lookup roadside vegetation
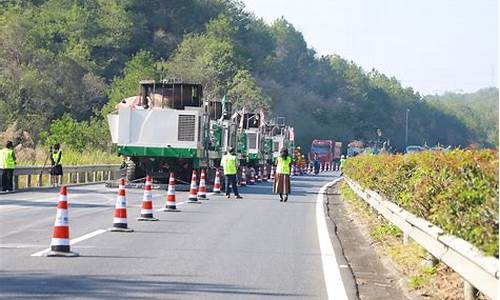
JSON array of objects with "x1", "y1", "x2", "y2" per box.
[
  {"x1": 0, "y1": 122, "x2": 120, "y2": 166},
  {"x1": 343, "y1": 149, "x2": 499, "y2": 256},
  {"x1": 340, "y1": 183, "x2": 474, "y2": 299}
]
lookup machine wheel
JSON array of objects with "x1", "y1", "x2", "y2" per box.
[{"x1": 126, "y1": 159, "x2": 136, "y2": 182}]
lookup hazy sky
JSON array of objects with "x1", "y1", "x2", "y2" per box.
[{"x1": 241, "y1": 0, "x2": 498, "y2": 95}]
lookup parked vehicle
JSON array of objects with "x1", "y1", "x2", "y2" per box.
[{"x1": 405, "y1": 145, "x2": 425, "y2": 153}]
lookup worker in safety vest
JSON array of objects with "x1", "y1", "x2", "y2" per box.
[
  {"x1": 273, "y1": 147, "x2": 292, "y2": 202},
  {"x1": 50, "y1": 143, "x2": 63, "y2": 187},
  {"x1": 221, "y1": 147, "x2": 242, "y2": 199},
  {"x1": 340, "y1": 155, "x2": 347, "y2": 174},
  {"x1": 0, "y1": 141, "x2": 16, "y2": 192}
]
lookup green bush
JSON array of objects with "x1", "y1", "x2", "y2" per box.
[{"x1": 343, "y1": 149, "x2": 499, "y2": 256}]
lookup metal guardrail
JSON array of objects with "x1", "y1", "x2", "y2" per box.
[
  {"x1": 10, "y1": 164, "x2": 121, "y2": 190},
  {"x1": 344, "y1": 178, "x2": 499, "y2": 300}
]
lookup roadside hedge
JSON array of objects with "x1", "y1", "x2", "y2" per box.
[{"x1": 343, "y1": 149, "x2": 499, "y2": 256}]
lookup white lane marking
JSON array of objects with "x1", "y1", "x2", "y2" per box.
[
  {"x1": 30, "y1": 229, "x2": 106, "y2": 257},
  {"x1": 316, "y1": 178, "x2": 349, "y2": 300}
]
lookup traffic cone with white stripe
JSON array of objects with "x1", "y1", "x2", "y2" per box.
[
  {"x1": 137, "y1": 176, "x2": 158, "y2": 221},
  {"x1": 198, "y1": 169, "x2": 208, "y2": 199},
  {"x1": 109, "y1": 178, "x2": 133, "y2": 232},
  {"x1": 44, "y1": 186, "x2": 79, "y2": 257},
  {"x1": 270, "y1": 165, "x2": 275, "y2": 181},
  {"x1": 164, "y1": 173, "x2": 180, "y2": 212},
  {"x1": 188, "y1": 170, "x2": 200, "y2": 203},
  {"x1": 213, "y1": 168, "x2": 222, "y2": 194},
  {"x1": 249, "y1": 168, "x2": 256, "y2": 185},
  {"x1": 240, "y1": 167, "x2": 247, "y2": 186},
  {"x1": 257, "y1": 167, "x2": 262, "y2": 183},
  {"x1": 262, "y1": 165, "x2": 268, "y2": 182}
]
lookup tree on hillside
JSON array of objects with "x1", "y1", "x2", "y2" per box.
[
  {"x1": 102, "y1": 50, "x2": 159, "y2": 116},
  {"x1": 228, "y1": 69, "x2": 271, "y2": 112},
  {"x1": 161, "y1": 33, "x2": 237, "y2": 100}
]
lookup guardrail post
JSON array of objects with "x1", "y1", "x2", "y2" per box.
[
  {"x1": 422, "y1": 253, "x2": 439, "y2": 268},
  {"x1": 67, "y1": 173, "x2": 70, "y2": 184},
  {"x1": 403, "y1": 232, "x2": 410, "y2": 244},
  {"x1": 76, "y1": 172, "x2": 80, "y2": 184},
  {"x1": 37, "y1": 173, "x2": 42, "y2": 187},
  {"x1": 464, "y1": 281, "x2": 478, "y2": 300},
  {"x1": 84, "y1": 172, "x2": 88, "y2": 183},
  {"x1": 27, "y1": 174, "x2": 31, "y2": 188},
  {"x1": 100, "y1": 170, "x2": 104, "y2": 181},
  {"x1": 93, "y1": 171, "x2": 97, "y2": 182}
]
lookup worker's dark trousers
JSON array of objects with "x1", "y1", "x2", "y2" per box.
[
  {"x1": 1, "y1": 169, "x2": 14, "y2": 191},
  {"x1": 224, "y1": 175, "x2": 240, "y2": 196}
]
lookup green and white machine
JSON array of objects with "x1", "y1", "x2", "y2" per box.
[
  {"x1": 108, "y1": 79, "x2": 297, "y2": 183},
  {"x1": 108, "y1": 79, "x2": 226, "y2": 182},
  {"x1": 233, "y1": 112, "x2": 265, "y2": 168}
]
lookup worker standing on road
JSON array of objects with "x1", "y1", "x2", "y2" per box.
[
  {"x1": 313, "y1": 153, "x2": 320, "y2": 175},
  {"x1": 273, "y1": 147, "x2": 292, "y2": 202},
  {"x1": 221, "y1": 147, "x2": 242, "y2": 199},
  {"x1": 0, "y1": 141, "x2": 16, "y2": 192},
  {"x1": 50, "y1": 143, "x2": 63, "y2": 187}
]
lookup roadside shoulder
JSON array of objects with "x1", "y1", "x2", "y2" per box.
[{"x1": 325, "y1": 180, "x2": 412, "y2": 300}]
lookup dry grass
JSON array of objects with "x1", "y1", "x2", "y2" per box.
[{"x1": 339, "y1": 182, "x2": 476, "y2": 300}]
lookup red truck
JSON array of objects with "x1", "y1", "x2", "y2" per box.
[
  {"x1": 309, "y1": 140, "x2": 342, "y2": 171},
  {"x1": 309, "y1": 140, "x2": 333, "y2": 163}
]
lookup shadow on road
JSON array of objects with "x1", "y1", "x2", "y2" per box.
[
  {"x1": 0, "y1": 272, "x2": 308, "y2": 298},
  {"x1": 0, "y1": 199, "x2": 110, "y2": 209}
]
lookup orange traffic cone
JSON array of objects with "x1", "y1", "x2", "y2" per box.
[
  {"x1": 137, "y1": 176, "x2": 158, "y2": 221},
  {"x1": 198, "y1": 169, "x2": 208, "y2": 199},
  {"x1": 213, "y1": 168, "x2": 222, "y2": 194},
  {"x1": 164, "y1": 172, "x2": 180, "y2": 212},
  {"x1": 44, "y1": 186, "x2": 79, "y2": 257},
  {"x1": 109, "y1": 178, "x2": 133, "y2": 232},
  {"x1": 188, "y1": 170, "x2": 200, "y2": 203},
  {"x1": 240, "y1": 167, "x2": 247, "y2": 186}
]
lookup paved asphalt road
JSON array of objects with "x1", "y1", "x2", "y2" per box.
[{"x1": 0, "y1": 172, "x2": 355, "y2": 299}]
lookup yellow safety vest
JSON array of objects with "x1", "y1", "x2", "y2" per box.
[
  {"x1": 276, "y1": 156, "x2": 291, "y2": 174},
  {"x1": 221, "y1": 154, "x2": 237, "y2": 175},
  {"x1": 0, "y1": 148, "x2": 15, "y2": 169},
  {"x1": 52, "y1": 150, "x2": 62, "y2": 165}
]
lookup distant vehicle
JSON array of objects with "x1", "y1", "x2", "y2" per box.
[
  {"x1": 405, "y1": 145, "x2": 425, "y2": 153},
  {"x1": 347, "y1": 140, "x2": 364, "y2": 157},
  {"x1": 309, "y1": 140, "x2": 333, "y2": 165}
]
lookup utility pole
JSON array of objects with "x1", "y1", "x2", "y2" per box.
[{"x1": 405, "y1": 108, "x2": 410, "y2": 148}]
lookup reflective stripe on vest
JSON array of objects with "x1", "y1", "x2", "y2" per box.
[
  {"x1": 52, "y1": 150, "x2": 62, "y2": 164},
  {"x1": 0, "y1": 149, "x2": 5, "y2": 169},
  {"x1": 221, "y1": 154, "x2": 237, "y2": 175},
  {"x1": 276, "y1": 156, "x2": 291, "y2": 174},
  {"x1": 2, "y1": 148, "x2": 15, "y2": 169}
]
